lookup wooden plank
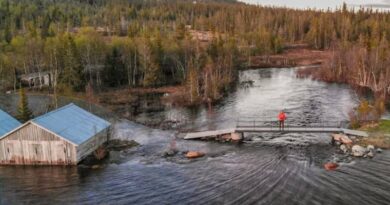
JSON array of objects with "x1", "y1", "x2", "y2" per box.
[
  {"x1": 184, "y1": 128, "x2": 236, "y2": 140},
  {"x1": 341, "y1": 129, "x2": 369, "y2": 137},
  {"x1": 236, "y1": 127, "x2": 342, "y2": 133},
  {"x1": 183, "y1": 127, "x2": 368, "y2": 140}
]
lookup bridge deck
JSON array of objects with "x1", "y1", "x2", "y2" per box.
[
  {"x1": 183, "y1": 127, "x2": 368, "y2": 140},
  {"x1": 184, "y1": 128, "x2": 236, "y2": 140},
  {"x1": 236, "y1": 127, "x2": 342, "y2": 133}
]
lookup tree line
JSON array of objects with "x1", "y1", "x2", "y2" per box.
[{"x1": 0, "y1": 0, "x2": 389, "y2": 103}]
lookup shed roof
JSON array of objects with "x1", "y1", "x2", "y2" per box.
[
  {"x1": 20, "y1": 71, "x2": 51, "y2": 80},
  {"x1": 0, "y1": 110, "x2": 21, "y2": 138},
  {"x1": 32, "y1": 103, "x2": 111, "y2": 145}
]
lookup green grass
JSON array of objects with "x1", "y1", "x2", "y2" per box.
[
  {"x1": 358, "y1": 120, "x2": 390, "y2": 149},
  {"x1": 375, "y1": 120, "x2": 390, "y2": 133}
]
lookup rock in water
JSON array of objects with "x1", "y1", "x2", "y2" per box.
[
  {"x1": 109, "y1": 151, "x2": 121, "y2": 163},
  {"x1": 367, "y1": 145, "x2": 375, "y2": 151},
  {"x1": 351, "y1": 145, "x2": 367, "y2": 157},
  {"x1": 332, "y1": 134, "x2": 343, "y2": 142},
  {"x1": 324, "y1": 162, "x2": 339, "y2": 171},
  {"x1": 231, "y1": 133, "x2": 242, "y2": 142},
  {"x1": 332, "y1": 134, "x2": 352, "y2": 145},
  {"x1": 340, "y1": 144, "x2": 348, "y2": 153},
  {"x1": 185, "y1": 151, "x2": 205, "y2": 159},
  {"x1": 106, "y1": 139, "x2": 139, "y2": 151},
  {"x1": 221, "y1": 134, "x2": 232, "y2": 142},
  {"x1": 377, "y1": 148, "x2": 383, "y2": 153},
  {"x1": 340, "y1": 135, "x2": 353, "y2": 145},
  {"x1": 367, "y1": 151, "x2": 375, "y2": 158},
  {"x1": 91, "y1": 165, "x2": 101, "y2": 169},
  {"x1": 162, "y1": 149, "x2": 178, "y2": 157}
]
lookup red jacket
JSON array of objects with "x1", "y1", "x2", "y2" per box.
[{"x1": 278, "y1": 112, "x2": 286, "y2": 121}]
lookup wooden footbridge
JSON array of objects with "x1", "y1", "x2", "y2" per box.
[{"x1": 183, "y1": 119, "x2": 369, "y2": 140}]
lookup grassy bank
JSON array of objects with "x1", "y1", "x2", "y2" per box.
[{"x1": 358, "y1": 120, "x2": 390, "y2": 149}]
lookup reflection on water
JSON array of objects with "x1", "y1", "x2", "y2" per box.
[
  {"x1": 1, "y1": 68, "x2": 390, "y2": 205},
  {"x1": 133, "y1": 68, "x2": 359, "y2": 131}
]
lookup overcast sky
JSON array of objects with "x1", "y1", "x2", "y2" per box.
[{"x1": 239, "y1": 0, "x2": 390, "y2": 10}]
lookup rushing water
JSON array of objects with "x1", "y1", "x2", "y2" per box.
[{"x1": 1, "y1": 68, "x2": 390, "y2": 205}]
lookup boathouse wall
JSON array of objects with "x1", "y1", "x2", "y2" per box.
[{"x1": 0, "y1": 122, "x2": 77, "y2": 165}]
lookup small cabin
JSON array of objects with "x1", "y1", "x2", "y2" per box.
[
  {"x1": 20, "y1": 71, "x2": 53, "y2": 88},
  {"x1": 0, "y1": 104, "x2": 111, "y2": 165}
]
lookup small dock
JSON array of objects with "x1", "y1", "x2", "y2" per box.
[{"x1": 183, "y1": 119, "x2": 369, "y2": 140}]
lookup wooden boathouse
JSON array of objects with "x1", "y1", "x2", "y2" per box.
[{"x1": 0, "y1": 104, "x2": 111, "y2": 165}]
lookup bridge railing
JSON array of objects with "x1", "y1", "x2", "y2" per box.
[{"x1": 236, "y1": 118, "x2": 349, "y2": 129}]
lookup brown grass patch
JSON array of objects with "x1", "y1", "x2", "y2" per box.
[
  {"x1": 248, "y1": 47, "x2": 333, "y2": 68},
  {"x1": 357, "y1": 135, "x2": 390, "y2": 149}
]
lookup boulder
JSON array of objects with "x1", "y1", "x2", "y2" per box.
[
  {"x1": 231, "y1": 133, "x2": 243, "y2": 142},
  {"x1": 109, "y1": 151, "x2": 121, "y2": 163},
  {"x1": 340, "y1": 135, "x2": 353, "y2": 145},
  {"x1": 91, "y1": 165, "x2": 101, "y2": 169},
  {"x1": 106, "y1": 139, "x2": 139, "y2": 151},
  {"x1": 332, "y1": 134, "x2": 343, "y2": 142},
  {"x1": 377, "y1": 148, "x2": 383, "y2": 153},
  {"x1": 162, "y1": 149, "x2": 178, "y2": 158},
  {"x1": 324, "y1": 162, "x2": 339, "y2": 171},
  {"x1": 340, "y1": 144, "x2": 348, "y2": 153},
  {"x1": 185, "y1": 151, "x2": 205, "y2": 159},
  {"x1": 221, "y1": 134, "x2": 232, "y2": 141},
  {"x1": 367, "y1": 145, "x2": 375, "y2": 151},
  {"x1": 332, "y1": 134, "x2": 352, "y2": 145},
  {"x1": 367, "y1": 151, "x2": 375, "y2": 158},
  {"x1": 351, "y1": 145, "x2": 367, "y2": 157}
]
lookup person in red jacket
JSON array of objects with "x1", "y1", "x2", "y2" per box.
[{"x1": 278, "y1": 110, "x2": 286, "y2": 131}]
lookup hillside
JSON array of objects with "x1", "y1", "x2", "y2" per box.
[{"x1": 0, "y1": 0, "x2": 389, "y2": 105}]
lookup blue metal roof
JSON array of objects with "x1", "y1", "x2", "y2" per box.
[
  {"x1": 32, "y1": 103, "x2": 111, "y2": 145},
  {"x1": 0, "y1": 109, "x2": 21, "y2": 138}
]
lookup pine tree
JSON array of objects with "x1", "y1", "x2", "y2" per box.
[
  {"x1": 103, "y1": 47, "x2": 126, "y2": 87},
  {"x1": 17, "y1": 87, "x2": 33, "y2": 123},
  {"x1": 59, "y1": 34, "x2": 85, "y2": 92}
]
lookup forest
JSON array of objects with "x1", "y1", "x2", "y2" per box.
[{"x1": 0, "y1": 0, "x2": 389, "y2": 105}]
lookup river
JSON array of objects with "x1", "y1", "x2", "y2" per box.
[{"x1": 1, "y1": 68, "x2": 390, "y2": 205}]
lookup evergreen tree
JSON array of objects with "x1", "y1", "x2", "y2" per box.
[
  {"x1": 17, "y1": 87, "x2": 33, "y2": 123},
  {"x1": 103, "y1": 47, "x2": 126, "y2": 87},
  {"x1": 59, "y1": 34, "x2": 85, "y2": 92}
]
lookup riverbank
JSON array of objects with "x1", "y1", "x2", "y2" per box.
[
  {"x1": 98, "y1": 46, "x2": 333, "y2": 109},
  {"x1": 244, "y1": 45, "x2": 332, "y2": 69},
  {"x1": 358, "y1": 120, "x2": 390, "y2": 149},
  {"x1": 295, "y1": 54, "x2": 390, "y2": 105},
  {"x1": 98, "y1": 86, "x2": 187, "y2": 107}
]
